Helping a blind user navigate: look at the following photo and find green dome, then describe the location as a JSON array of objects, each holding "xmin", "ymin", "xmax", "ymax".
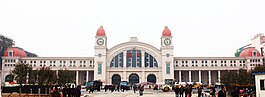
[
  {"xmin": 235, "ymin": 48, "xmax": 244, "ymax": 57},
  {"xmin": 235, "ymin": 51, "xmax": 241, "ymax": 57}
]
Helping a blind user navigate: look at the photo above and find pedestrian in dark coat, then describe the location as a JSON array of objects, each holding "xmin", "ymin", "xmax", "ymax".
[
  {"xmin": 218, "ymin": 86, "xmax": 226, "ymax": 97},
  {"xmin": 62, "ymin": 87, "xmax": 67, "ymax": 97},
  {"xmin": 139, "ymin": 85, "xmax": 144, "ymax": 96},
  {"xmin": 51, "ymin": 87, "xmax": 60, "ymax": 97},
  {"xmin": 133, "ymin": 84, "xmax": 137, "ymax": 93},
  {"xmin": 197, "ymin": 86, "xmax": 202, "ymax": 97},
  {"xmin": 74, "ymin": 85, "xmax": 81, "ymax": 97},
  {"xmin": 174, "ymin": 85, "xmax": 180, "ymax": 97}
]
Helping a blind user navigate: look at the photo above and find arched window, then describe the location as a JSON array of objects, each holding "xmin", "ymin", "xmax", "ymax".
[
  {"xmin": 126, "ymin": 50, "xmax": 142, "ymax": 67},
  {"xmin": 110, "ymin": 52, "xmax": 123, "ymax": 67},
  {"xmin": 110, "ymin": 50, "xmax": 158, "ymax": 68},
  {"xmin": 252, "ymin": 51, "xmax": 257, "ymax": 57},
  {"xmin": 8, "ymin": 50, "xmax": 13, "ymax": 57},
  {"xmin": 144, "ymin": 52, "xmax": 158, "ymax": 67},
  {"xmin": 5, "ymin": 74, "xmax": 14, "ymax": 82}
]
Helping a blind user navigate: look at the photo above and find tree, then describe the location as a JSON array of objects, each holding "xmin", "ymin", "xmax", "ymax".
[
  {"xmin": 221, "ymin": 69, "xmax": 253, "ymax": 86},
  {"xmin": 37, "ymin": 67, "xmax": 56, "ymax": 85},
  {"xmin": 28, "ymin": 70, "xmax": 38, "ymax": 84},
  {"xmin": 221, "ymin": 71, "xmax": 237, "ymax": 86},
  {"xmin": 57, "ymin": 69, "xmax": 75, "ymax": 85},
  {"xmin": 251, "ymin": 66, "xmax": 265, "ymax": 73},
  {"xmin": 12, "ymin": 63, "xmax": 32, "ymax": 95},
  {"xmin": 12, "ymin": 63, "xmax": 32, "ymax": 85}
]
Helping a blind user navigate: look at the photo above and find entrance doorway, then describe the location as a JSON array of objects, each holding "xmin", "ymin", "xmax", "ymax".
[
  {"xmin": 112, "ymin": 74, "xmax": 121, "ymax": 85},
  {"xmin": 147, "ymin": 74, "xmax": 156, "ymax": 83},
  {"xmin": 129, "ymin": 73, "xmax": 139, "ymax": 84}
]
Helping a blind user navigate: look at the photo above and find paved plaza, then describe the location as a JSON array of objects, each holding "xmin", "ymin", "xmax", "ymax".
[{"xmin": 81, "ymin": 89, "xmax": 198, "ymax": 97}]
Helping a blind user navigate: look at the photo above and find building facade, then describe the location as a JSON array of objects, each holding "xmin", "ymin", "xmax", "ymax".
[{"xmin": 1, "ymin": 26, "xmax": 264, "ymax": 86}]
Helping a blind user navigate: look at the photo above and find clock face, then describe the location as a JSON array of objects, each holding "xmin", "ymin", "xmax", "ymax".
[
  {"xmin": 166, "ymin": 53, "xmax": 170, "ymax": 57},
  {"xmin": 164, "ymin": 38, "xmax": 171, "ymax": 45},
  {"xmin": 98, "ymin": 53, "xmax": 102, "ymax": 57},
  {"xmin": 97, "ymin": 38, "xmax": 104, "ymax": 45}
]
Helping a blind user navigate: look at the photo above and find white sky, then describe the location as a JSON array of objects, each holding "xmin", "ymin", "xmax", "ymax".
[{"xmin": 1, "ymin": 0, "xmax": 265, "ymax": 57}]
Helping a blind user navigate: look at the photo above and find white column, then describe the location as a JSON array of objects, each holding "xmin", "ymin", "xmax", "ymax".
[
  {"xmin": 218, "ymin": 70, "xmax": 221, "ymax": 83},
  {"xmin": 56, "ymin": 70, "xmax": 59, "ymax": 79},
  {"xmin": 199, "ymin": 70, "xmax": 201, "ymax": 83},
  {"xmin": 179, "ymin": 70, "xmax": 182, "ymax": 82},
  {"xmin": 141, "ymin": 52, "xmax": 145, "ymax": 68},
  {"xmin": 123, "ymin": 51, "xmax": 127, "ymax": 81},
  {"xmin": 123, "ymin": 51, "xmax": 127, "ymax": 68},
  {"xmin": 76, "ymin": 71, "xmax": 79, "ymax": 85},
  {"xmin": 188, "ymin": 70, "xmax": 191, "ymax": 82},
  {"xmin": 86, "ymin": 71, "xmax": 89, "ymax": 82},
  {"xmin": 208, "ymin": 70, "xmax": 211, "ymax": 85},
  {"xmin": 141, "ymin": 52, "xmax": 145, "ymax": 83},
  {"xmin": 123, "ymin": 71, "xmax": 126, "ymax": 81},
  {"xmin": 142, "ymin": 72, "xmax": 145, "ymax": 83}
]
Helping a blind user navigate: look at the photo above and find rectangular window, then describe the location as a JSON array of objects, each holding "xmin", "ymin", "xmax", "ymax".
[
  {"xmin": 260, "ymin": 80, "xmax": 265, "ymax": 90},
  {"xmin": 98, "ymin": 64, "xmax": 102, "ymax": 74},
  {"xmin": 166, "ymin": 63, "xmax": 170, "ymax": 74}
]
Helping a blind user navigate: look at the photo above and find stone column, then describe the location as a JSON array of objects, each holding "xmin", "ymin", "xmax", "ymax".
[
  {"xmin": 141, "ymin": 51, "xmax": 145, "ymax": 82},
  {"xmin": 189, "ymin": 70, "xmax": 191, "ymax": 82},
  {"xmin": 218, "ymin": 70, "xmax": 221, "ymax": 83},
  {"xmin": 142, "ymin": 72, "xmax": 145, "ymax": 83},
  {"xmin": 56, "ymin": 70, "xmax": 59, "ymax": 79},
  {"xmin": 76, "ymin": 71, "xmax": 79, "ymax": 85},
  {"xmin": 86, "ymin": 71, "xmax": 89, "ymax": 82},
  {"xmin": 123, "ymin": 51, "xmax": 127, "ymax": 81},
  {"xmin": 123, "ymin": 71, "xmax": 126, "ymax": 81},
  {"xmin": 208, "ymin": 70, "xmax": 211, "ymax": 85},
  {"xmin": 199, "ymin": 70, "xmax": 201, "ymax": 83},
  {"xmin": 141, "ymin": 51, "xmax": 145, "ymax": 67},
  {"xmin": 123, "ymin": 51, "xmax": 127, "ymax": 68},
  {"xmin": 179, "ymin": 70, "xmax": 182, "ymax": 82}
]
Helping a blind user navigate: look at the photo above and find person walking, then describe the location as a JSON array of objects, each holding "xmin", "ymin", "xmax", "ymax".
[
  {"xmin": 74, "ymin": 85, "xmax": 81, "ymax": 97},
  {"xmin": 139, "ymin": 85, "xmax": 144, "ymax": 96},
  {"xmin": 133, "ymin": 84, "xmax": 137, "ymax": 93},
  {"xmin": 89, "ymin": 85, "xmax": 94, "ymax": 93},
  {"xmin": 174, "ymin": 85, "xmax": 180, "ymax": 97},
  {"xmin": 187, "ymin": 85, "xmax": 192, "ymax": 97},
  {"xmin": 197, "ymin": 86, "xmax": 202, "ymax": 97},
  {"xmin": 62, "ymin": 86, "xmax": 67, "ymax": 97},
  {"xmin": 179, "ymin": 86, "xmax": 184, "ymax": 97},
  {"xmin": 184, "ymin": 86, "xmax": 188, "ymax": 97},
  {"xmin": 51, "ymin": 87, "xmax": 60, "ymax": 97},
  {"xmin": 218, "ymin": 86, "xmax": 226, "ymax": 97}
]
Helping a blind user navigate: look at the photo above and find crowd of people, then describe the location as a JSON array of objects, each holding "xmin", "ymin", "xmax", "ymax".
[
  {"xmin": 49, "ymin": 83, "xmax": 255, "ymax": 97},
  {"xmin": 172, "ymin": 85, "xmax": 227, "ymax": 97},
  {"xmin": 50, "ymin": 85, "xmax": 81, "ymax": 97}
]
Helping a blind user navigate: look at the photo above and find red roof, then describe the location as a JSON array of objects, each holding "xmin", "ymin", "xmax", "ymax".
[
  {"xmin": 162, "ymin": 26, "xmax": 171, "ymax": 36},
  {"xmin": 3, "ymin": 47, "xmax": 27, "ymax": 57},
  {"xmin": 96, "ymin": 26, "xmax": 106, "ymax": 36},
  {"xmin": 239, "ymin": 47, "xmax": 261, "ymax": 57}
]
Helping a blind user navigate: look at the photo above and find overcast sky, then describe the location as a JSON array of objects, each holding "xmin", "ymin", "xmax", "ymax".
[{"xmin": 1, "ymin": 0, "xmax": 265, "ymax": 57}]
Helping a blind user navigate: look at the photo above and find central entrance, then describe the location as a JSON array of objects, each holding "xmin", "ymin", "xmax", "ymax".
[{"xmin": 129, "ymin": 73, "xmax": 139, "ymax": 84}]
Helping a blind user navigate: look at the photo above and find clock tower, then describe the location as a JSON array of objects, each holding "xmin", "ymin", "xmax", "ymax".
[
  {"xmin": 160, "ymin": 26, "xmax": 174, "ymax": 83},
  {"xmin": 94, "ymin": 26, "xmax": 107, "ymax": 82}
]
